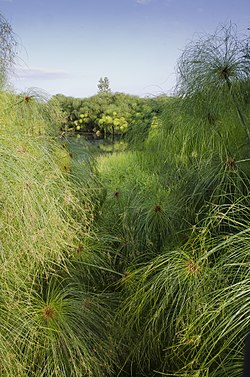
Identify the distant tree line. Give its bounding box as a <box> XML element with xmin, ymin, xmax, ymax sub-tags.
<box><xmin>50</xmin><ymin>80</ymin><xmax>170</xmax><ymax>140</ymax></box>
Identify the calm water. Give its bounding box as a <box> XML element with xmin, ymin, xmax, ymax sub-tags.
<box><xmin>65</xmin><ymin>133</ymin><xmax>126</xmax><ymax>161</ymax></box>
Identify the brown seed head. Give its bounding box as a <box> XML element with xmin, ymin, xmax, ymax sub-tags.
<box><xmin>42</xmin><ymin>305</ymin><xmax>56</xmax><ymax>320</ymax></box>
<box><xmin>219</xmin><ymin>65</ymin><xmax>232</xmax><ymax>81</ymax></box>
<box><xmin>154</xmin><ymin>205</ymin><xmax>162</xmax><ymax>213</ymax></box>
<box><xmin>113</xmin><ymin>191</ymin><xmax>120</xmax><ymax>198</ymax></box>
<box><xmin>24</xmin><ymin>95</ymin><xmax>32</xmax><ymax>103</ymax></box>
<box><xmin>186</xmin><ymin>260</ymin><xmax>199</xmax><ymax>275</ymax></box>
<box><xmin>225</xmin><ymin>158</ymin><xmax>237</xmax><ymax>170</ymax></box>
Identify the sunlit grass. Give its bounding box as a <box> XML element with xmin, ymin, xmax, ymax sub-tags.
<box><xmin>0</xmin><ymin>20</ymin><xmax>249</xmax><ymax>376</ymax></box>
<box><xmin>0</xmin><ymin>90</ymin><xmax>118</xmax><ymax>376</ymax></box>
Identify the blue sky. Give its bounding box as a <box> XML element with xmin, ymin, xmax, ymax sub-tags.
<box><xmin>1</xmin><ymin>0</ymin><xmax>249</xmax><ymax>98</ymax></box>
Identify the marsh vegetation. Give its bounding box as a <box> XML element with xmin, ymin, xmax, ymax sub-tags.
<box><xmin>0</xmin><ymin>17</ymin><xmax>250</xmax><ymax>376</ymax></box>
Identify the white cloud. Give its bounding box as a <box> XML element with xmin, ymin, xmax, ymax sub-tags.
<box><xmin>14</xmin><ymin>68</ymin><xmax>70</xmax><ymax>81</ymax></box>
<box><xmin>136</xmin><ymin>0</ymin><xmax>152</xmax><ymax>4</ymax></box>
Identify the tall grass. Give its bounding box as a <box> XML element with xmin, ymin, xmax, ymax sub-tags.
<box><xmin>117</xmin><ymin>198</ymin><xmax>250</xmax><ymax>376</ymax></box>
<box><xmin>90</xmin><ymin>23</ymin><xmax>250</xmax><ymax>377</ymax></box>
<box><xmin>1</xmin><ymin>19</ymin><xmax>249</xmax><ymax>377</ymax></box>
<box><xmin>0</xmin><ymin>90</ymin><xmax>119</xmax><ymax>376</ymax></box>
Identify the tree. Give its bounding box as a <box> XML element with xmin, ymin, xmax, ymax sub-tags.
<box><xmin>0</xmin><ymin>13</ymin><xmax>17</xmax><ymax>88</ymax></box>
<box><xmin>97</xmin><ymin>76</ymin><xmax>111</xmax><ymax>93</ymax></box>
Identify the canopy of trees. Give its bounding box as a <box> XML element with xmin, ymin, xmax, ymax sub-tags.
<box><xmin>51</xmin><ymin>91</ymin><xmax>170</xmax><ymax>139</ymax></box>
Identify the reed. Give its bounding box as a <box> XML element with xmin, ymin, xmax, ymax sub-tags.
<box><xmin>0</xmin><ymin>90</ymin><xmax>118</xmax><ymax>376</ymax></box>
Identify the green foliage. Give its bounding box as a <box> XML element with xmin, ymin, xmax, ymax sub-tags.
<box><xmin>1</xmin><ymin>15</ymin><xmax>250</xmax><ymax>377</ymax></box>
<box><xmin>176</xmin><ymin>22</ymin><xmax>250</xmax><ymax>142</ymax></box>
<box><xmin>3</xmin><ymin>274</ymin><xmax>117</xmax><ymax>377</ymax></box>
<box><xmin>89</xmin><ymin>23</ymin><xmax>250</xmax><ymax>377</ymax></box>
<box><xmin>52</xmin><ymin>91</ymin><xmax>166</xmax><ymax>140</ymax></box>
<box><xmin>98</xmin><ymin>76</ymin><xmax>111</xmax><ymax>93</ymax></box>
<box><xmin>0</xmin><ymin>89</ymin><xmax>119</xmax><ymax>376</ymax></box>
<box><xmin>0</xmin><ymin>89</ymin><xmax>65</xmax><ymax>137</ymax></box>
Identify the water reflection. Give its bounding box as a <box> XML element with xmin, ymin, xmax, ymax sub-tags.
<box><xmin>64</xmin><ymin>133</ymin><xmax>127</xmax><ymax>161</ymax></box>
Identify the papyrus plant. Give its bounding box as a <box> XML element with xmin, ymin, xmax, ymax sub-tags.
<box><xmin>176</xmin><ymin>23</ymin><xmax>250</xmax><ymax>143</ymax></box>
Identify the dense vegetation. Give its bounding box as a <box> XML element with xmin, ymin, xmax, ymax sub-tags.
<box><xmin>1</xmin><ymin>16</ymin><xmax>250</xmax><ymax>377</ymax></box>
<box><xmin>51</xmin><ymin>86</ymin><xmax>168</xmax><ymax>141</ymax></box>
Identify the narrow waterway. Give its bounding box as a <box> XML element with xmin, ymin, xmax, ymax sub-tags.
<box><xmin>65</xmin><ymin>133</ymin><xmax>126</xmax><ymax>162</ymax></box>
